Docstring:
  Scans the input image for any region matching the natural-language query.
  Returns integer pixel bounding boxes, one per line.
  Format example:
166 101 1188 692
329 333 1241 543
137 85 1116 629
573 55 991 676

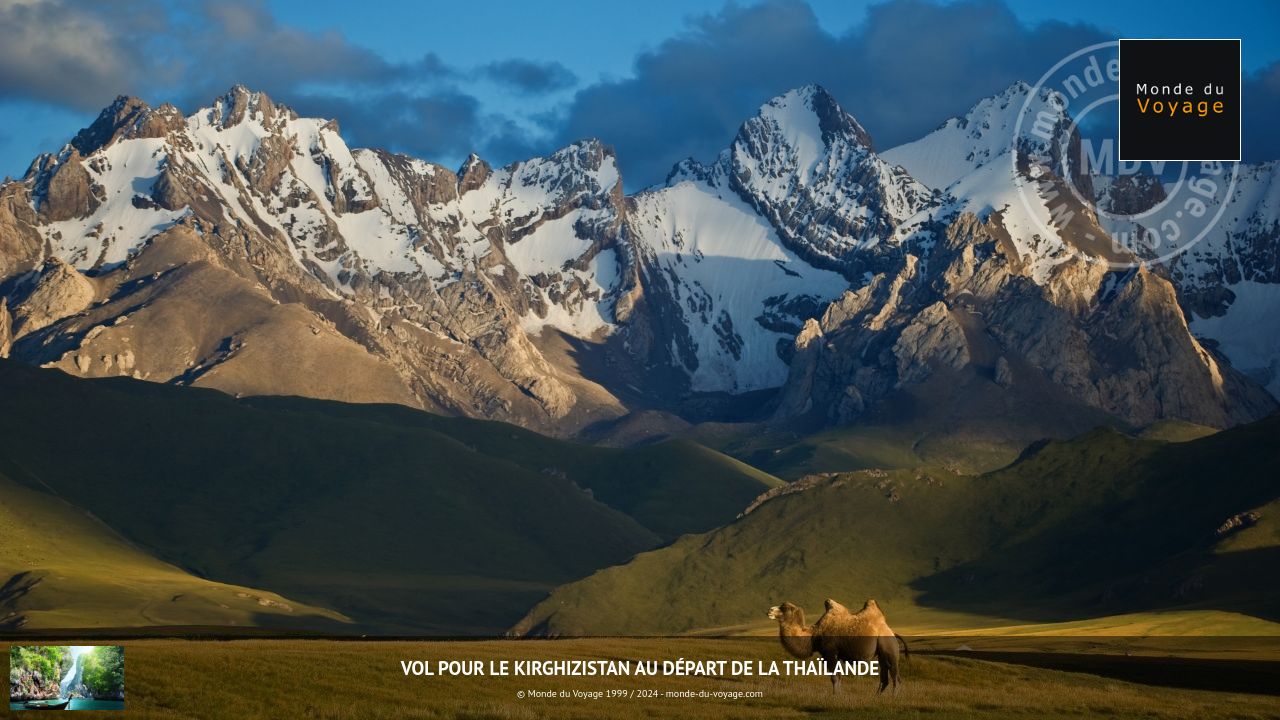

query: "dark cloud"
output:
480 116 554 166
479 59 577 95
3 0 1275 182
0 0 147 110
405 53 461 81
557 0 1112 184
0 0 427 110
0 0 503 166
1243 61 1280 163
290 91 481 163
165 0 415 110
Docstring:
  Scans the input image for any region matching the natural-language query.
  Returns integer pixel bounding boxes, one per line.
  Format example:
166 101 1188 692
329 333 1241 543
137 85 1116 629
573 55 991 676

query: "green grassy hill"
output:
699 369 1128 480
513 415 1280 636
0 361 778 634
239 397 781 540
0 471 348 631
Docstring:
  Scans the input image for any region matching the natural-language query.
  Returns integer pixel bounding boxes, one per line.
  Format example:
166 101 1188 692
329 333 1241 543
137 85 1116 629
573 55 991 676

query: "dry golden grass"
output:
96 638 1280 719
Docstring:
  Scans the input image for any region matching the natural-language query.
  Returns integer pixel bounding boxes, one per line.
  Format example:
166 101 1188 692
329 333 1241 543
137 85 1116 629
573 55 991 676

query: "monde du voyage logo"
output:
1012 39 1242 269
1120 39 1242 162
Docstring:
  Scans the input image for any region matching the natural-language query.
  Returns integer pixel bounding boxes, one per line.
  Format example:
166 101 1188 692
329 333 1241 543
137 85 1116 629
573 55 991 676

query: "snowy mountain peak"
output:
883 80 1069 190
738 85 873 179
201 85 293 131
726 86 932 270
505 139 621 203
71 95 150 147
66 95 185 158
663 153 732 189
457 152 491 193
777 84 873 149
546 138 615 174
976 79 1065 112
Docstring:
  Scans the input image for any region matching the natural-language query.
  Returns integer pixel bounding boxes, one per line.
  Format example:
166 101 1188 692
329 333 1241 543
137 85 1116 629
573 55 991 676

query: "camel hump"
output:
824 598 837 611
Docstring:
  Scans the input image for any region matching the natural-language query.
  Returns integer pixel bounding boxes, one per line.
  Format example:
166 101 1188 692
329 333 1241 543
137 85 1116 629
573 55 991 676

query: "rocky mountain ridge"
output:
0 83 1274 438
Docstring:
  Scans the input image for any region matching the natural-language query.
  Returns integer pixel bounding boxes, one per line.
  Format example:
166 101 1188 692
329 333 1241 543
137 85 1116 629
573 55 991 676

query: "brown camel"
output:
767 598 906 693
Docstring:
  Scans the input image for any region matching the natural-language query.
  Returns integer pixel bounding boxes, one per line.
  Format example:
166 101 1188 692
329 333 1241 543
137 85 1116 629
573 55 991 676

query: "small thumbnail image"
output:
10 646 125 711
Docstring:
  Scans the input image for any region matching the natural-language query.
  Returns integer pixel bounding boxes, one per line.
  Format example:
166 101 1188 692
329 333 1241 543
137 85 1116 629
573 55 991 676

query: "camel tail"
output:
895 633 910 662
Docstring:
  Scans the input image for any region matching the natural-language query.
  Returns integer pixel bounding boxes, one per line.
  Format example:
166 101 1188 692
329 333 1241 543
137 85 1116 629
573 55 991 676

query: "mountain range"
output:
2 82 1276 447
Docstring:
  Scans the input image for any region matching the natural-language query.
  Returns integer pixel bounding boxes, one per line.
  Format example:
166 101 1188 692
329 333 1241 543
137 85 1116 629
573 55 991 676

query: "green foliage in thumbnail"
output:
81 646 125 697
9 646 68 688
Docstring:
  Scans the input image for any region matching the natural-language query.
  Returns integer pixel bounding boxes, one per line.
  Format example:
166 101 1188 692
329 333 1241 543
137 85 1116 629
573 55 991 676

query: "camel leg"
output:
875 635 906 691
825 657 840 694
884 650 898 694
875 641 894 694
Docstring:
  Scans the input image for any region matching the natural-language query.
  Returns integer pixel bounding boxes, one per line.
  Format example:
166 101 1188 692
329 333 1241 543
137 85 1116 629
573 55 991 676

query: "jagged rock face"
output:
70 96 186 156
775 213 1275 428
456 154 491 194
432 269 575 416
31 149 102 222
0 184 43 279
892 300 970 384
885 82 1280 402
0 297 11 358
1095 173 1166 216
10 259 96 335
1143 161 1280 396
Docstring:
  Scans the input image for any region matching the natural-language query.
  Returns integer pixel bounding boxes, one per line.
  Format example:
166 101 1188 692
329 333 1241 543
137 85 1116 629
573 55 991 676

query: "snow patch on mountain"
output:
943 153 1074 282
1191 281 1280 396
630 177 848 392
45 138 187 268
882 82 1084 283
504 210 598 276
748 86 827 188
883 81 1067 192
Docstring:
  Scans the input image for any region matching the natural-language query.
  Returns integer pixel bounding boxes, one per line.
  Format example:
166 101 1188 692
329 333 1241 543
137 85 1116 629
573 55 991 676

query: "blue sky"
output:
1 0 1277 185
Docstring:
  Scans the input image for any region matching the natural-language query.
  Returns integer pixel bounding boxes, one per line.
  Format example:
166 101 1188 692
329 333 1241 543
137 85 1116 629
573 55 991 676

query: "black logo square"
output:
1119 39 1241 161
